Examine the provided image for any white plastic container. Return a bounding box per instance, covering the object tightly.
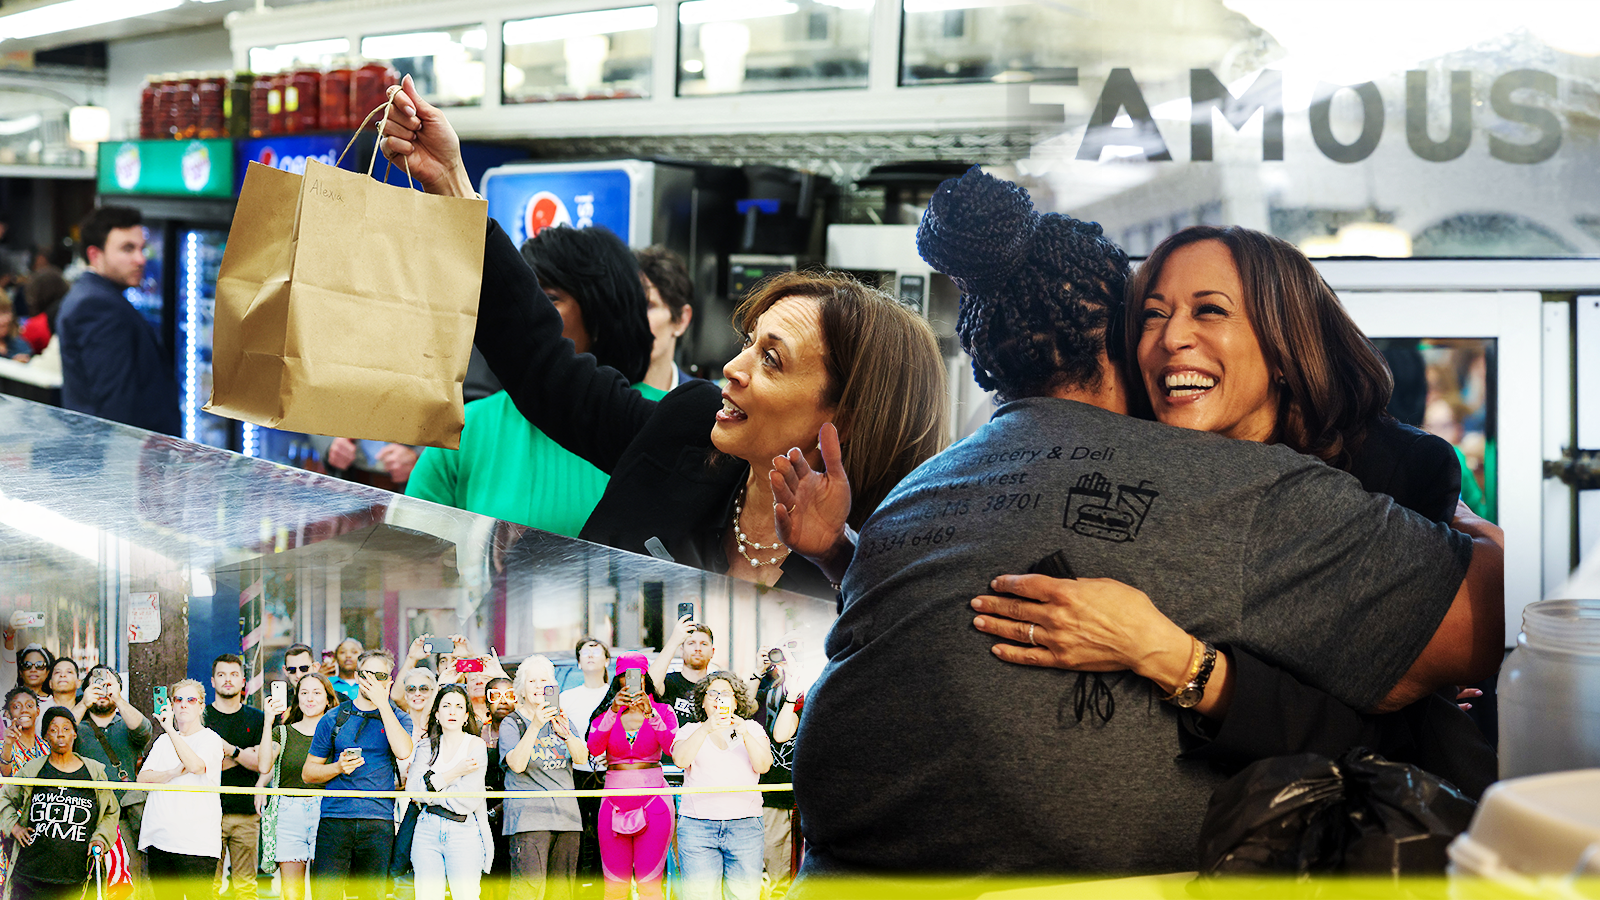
[1497,599,1600,779]
[1446,769,1600,898]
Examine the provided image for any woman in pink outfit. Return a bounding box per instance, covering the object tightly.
[586,653,678,900]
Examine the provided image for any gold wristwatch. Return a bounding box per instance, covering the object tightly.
[1164,639,1217,709]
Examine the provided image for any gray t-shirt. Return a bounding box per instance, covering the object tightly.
[793,398,1472,875]
[499,713,581,834]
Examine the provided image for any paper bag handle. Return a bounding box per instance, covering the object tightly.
[335,93,414,189]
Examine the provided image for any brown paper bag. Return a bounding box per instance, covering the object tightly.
[207,157,486,449]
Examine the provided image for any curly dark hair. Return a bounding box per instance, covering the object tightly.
[917,167,1130,402]
[522,226,653,385]
[684,670,756,723]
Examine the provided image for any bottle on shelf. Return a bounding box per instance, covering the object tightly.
[197,73,226,139]
[287,66,322,134]
[226,72,254,139]
[353,59,399,125]
[321,58,353,132]
[155,74,180,139]
[250,71,273,138]
[174,73,200,140]
[268,70,289,135]
[139,75,160,140]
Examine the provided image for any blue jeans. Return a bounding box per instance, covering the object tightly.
[675,817,762,900]
[411,812,485,900]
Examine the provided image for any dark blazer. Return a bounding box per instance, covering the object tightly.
[1182,416,1496,799]
[56,271,180,436]
[474,219,834,599]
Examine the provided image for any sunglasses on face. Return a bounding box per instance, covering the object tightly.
[20,662,47,671]
[285,665,312,674]
[358,671,391,682]
[708,691,733,701]
[486,689,515,703]
[403,684,433,693]
[173,696,203,705]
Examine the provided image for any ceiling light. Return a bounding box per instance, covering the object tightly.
[0,0,183,42]
[68,105,110,143]
[679,0,798,26]
[503,7,657,46]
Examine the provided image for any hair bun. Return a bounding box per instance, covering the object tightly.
[917,166,1039,286]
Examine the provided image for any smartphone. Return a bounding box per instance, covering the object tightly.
[1029,550,1078,580]
[152,685,169,718]
[421,636,453,654]
[677,602,695,623]
[543,685,559,706]
[625,669,642,695]
[12,612,45,629]
[340,746,363,761]
[271,680,287,709]
[456,657,485,673]
[321,650,334,665]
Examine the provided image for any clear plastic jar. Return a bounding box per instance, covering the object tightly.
[1497,598,1600,779]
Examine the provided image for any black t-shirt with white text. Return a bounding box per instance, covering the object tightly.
[204,704,266,816]
[662,672,701,725]
[14,761,98,884]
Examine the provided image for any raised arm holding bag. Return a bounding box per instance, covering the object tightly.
[207,99,486,448]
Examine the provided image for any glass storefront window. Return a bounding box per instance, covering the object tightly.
[677,0,873,96]
[1020,1,1600,258]
[361,26,487,107]
[502,7,657,104]
[900,0,1079,86]
[249,39,351,74]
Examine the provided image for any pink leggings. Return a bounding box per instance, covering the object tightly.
[598,772,674,900]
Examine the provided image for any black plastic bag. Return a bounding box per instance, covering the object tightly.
[1197,748,1476,876]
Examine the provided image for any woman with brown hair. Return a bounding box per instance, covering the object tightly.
[377,77,947,598]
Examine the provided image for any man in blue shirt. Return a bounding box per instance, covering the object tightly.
[55,206,180,435]
[303,648,413,899]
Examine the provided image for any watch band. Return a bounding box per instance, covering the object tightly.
[1162,637,1203,703]
[1164,641,1217,708]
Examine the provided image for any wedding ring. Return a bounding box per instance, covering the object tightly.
[1027,624,1036,646]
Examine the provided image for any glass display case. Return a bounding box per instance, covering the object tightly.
[0,396,836,702]
[361,26,487,107]
[900,0,1081,86]
[502,7,657,103]
[677,0,873,96]
[249,39,352,75]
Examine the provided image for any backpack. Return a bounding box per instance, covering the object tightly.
[331,700,403,788]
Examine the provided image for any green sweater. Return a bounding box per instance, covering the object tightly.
[406,386,667,536]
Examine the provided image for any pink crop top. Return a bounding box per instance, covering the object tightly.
[588,706,679,766]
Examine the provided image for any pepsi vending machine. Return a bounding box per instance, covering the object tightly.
[480,160,738,374]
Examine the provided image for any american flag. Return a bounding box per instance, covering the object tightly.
[99,832,134,900]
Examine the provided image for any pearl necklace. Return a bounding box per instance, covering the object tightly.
[732,484,788,568]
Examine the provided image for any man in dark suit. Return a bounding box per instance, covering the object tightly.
[56,206,180,435]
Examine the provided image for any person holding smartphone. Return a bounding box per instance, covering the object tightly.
[75,666,151,890]
[302,649,414,900]
[256,672,335,900]
[585,654,676,900]
[559,638,613,890]
[671,674,771,900]
[137,679,227,895]
[501,657,588,900]
[0,707,120,900]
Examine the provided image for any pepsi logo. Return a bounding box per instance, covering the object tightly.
[524,191,572,239]
[258,147,276,167]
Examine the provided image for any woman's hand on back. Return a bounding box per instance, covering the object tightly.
[772,423,854,579]
[971,574,1194,682]
[375,75,472,198]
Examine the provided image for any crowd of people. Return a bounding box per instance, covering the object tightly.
[0,624,802,900]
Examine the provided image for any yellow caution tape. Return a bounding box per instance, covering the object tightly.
[0,776,793,800]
